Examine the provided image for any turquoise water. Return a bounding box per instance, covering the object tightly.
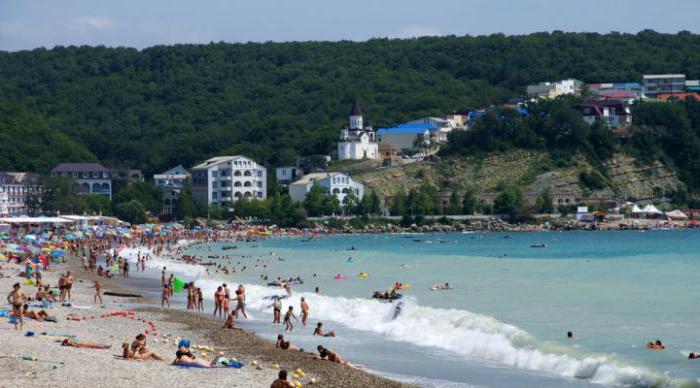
[133,231,700,387]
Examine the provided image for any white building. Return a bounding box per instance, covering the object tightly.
[527,79,582,99]
[0,172,41,217]
[191,156,267,206]
[337,101,379,160]
[289,172,364,205]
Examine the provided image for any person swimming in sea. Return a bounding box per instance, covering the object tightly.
[646,340,665,349]
[313,322,335,337]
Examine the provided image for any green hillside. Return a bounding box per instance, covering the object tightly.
[1,30,700,179]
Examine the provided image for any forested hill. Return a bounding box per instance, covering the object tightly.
[1,30,700,176]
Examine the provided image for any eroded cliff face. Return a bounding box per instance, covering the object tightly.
[352,151,683,202]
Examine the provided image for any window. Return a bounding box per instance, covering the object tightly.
[257,182,262,188]
[234,181,242,187]
[244,181,252,187]
[244,171,251,176]
[234,171,242,177]
[257,192,263,198]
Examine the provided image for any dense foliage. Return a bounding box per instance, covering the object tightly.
[2,30,700,177]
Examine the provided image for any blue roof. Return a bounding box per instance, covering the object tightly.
[377,127,431,135]
[395,123,438,130]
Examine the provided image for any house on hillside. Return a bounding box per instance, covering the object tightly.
[587,83,643,100]
[404,117,458,142]
[643,74,687,98]
[154,165,191,218]
[575,100,632,128]
[51,163,112,199]
[337,101,379,160]
[191,156,266,207]
[275,166,303,185]
[527,79,582,99]
[289,172,364,205]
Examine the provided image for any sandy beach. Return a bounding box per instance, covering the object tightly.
[0,254,409,388]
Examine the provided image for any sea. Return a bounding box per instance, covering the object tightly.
[120,231,700,387]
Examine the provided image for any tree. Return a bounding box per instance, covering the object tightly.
[493,185,524,220]
[342,190,359,215]
[358,193,372,216]
[175,183,197,220]
[322,193,341,216]
[462,190,477,215]
[114,200,146,224]
[370,191,382,215]
[446,191,462,215]
[535,189,555,214]
[83,194,111,215]
[112,182,163,213]
[37,176,84,215]
[303,184,325,217]
[390,192,406,216]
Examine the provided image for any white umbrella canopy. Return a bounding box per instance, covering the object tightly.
[641,204,662,214]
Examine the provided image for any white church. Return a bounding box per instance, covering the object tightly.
[337,101,379,160]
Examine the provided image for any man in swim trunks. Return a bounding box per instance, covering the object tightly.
[7,283,27,330]
[300,297,309,326]
[161,283,170,307]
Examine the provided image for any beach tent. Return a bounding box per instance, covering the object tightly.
[630,205,643,213]
[641,204,662,215]
[665,210,688,220]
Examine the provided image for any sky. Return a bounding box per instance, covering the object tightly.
[1,0,699,51]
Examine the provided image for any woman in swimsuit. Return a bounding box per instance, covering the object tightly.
[316,345,363,369]
[173,339,223,368]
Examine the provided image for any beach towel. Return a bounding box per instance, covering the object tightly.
[174,361,244,369]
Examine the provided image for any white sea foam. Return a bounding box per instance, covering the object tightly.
[122,245,691,388]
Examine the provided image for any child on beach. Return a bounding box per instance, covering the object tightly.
[270,370,293,388]
[284,306,297,332]
[94,280,103,304]
[223,295,231,318]
[313,322,336,337]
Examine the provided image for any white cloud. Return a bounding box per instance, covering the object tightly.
[393,25,442,39]
[73,16,115,30]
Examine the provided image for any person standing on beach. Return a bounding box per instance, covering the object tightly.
[268,296,282,324]
[94,280,103,304]
[65,271,74,301]
[234,286,248,319]
[168,274,174,297]
[161,283,170,307]
[197,288,204,312]
[58,273,66,302]
[214,286,224,318]
[300,297,309,326]
[7,283,27,330]
[284,306,297,332]
[123,260,129,278]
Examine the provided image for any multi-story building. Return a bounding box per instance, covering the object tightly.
[587,82,644,100]
[575,100,632,128]
[0,172,41,216]
[337,101,379,160]
[527,79,583,99]
[154,165,191,218]
[643,74,687,98]
[377,124,432,151]
[289,172,364,205]
[191,156,267,206]
[51,163,113,199]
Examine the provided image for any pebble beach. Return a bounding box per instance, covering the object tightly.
[0,254,409,388]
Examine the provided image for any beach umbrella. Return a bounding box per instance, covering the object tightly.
[23,235,37,242]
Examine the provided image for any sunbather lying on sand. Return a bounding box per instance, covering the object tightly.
[315,345,363,369]
[172,339,226,368]
[61,338,111,349]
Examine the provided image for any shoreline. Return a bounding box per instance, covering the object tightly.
[60,253,411,388]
